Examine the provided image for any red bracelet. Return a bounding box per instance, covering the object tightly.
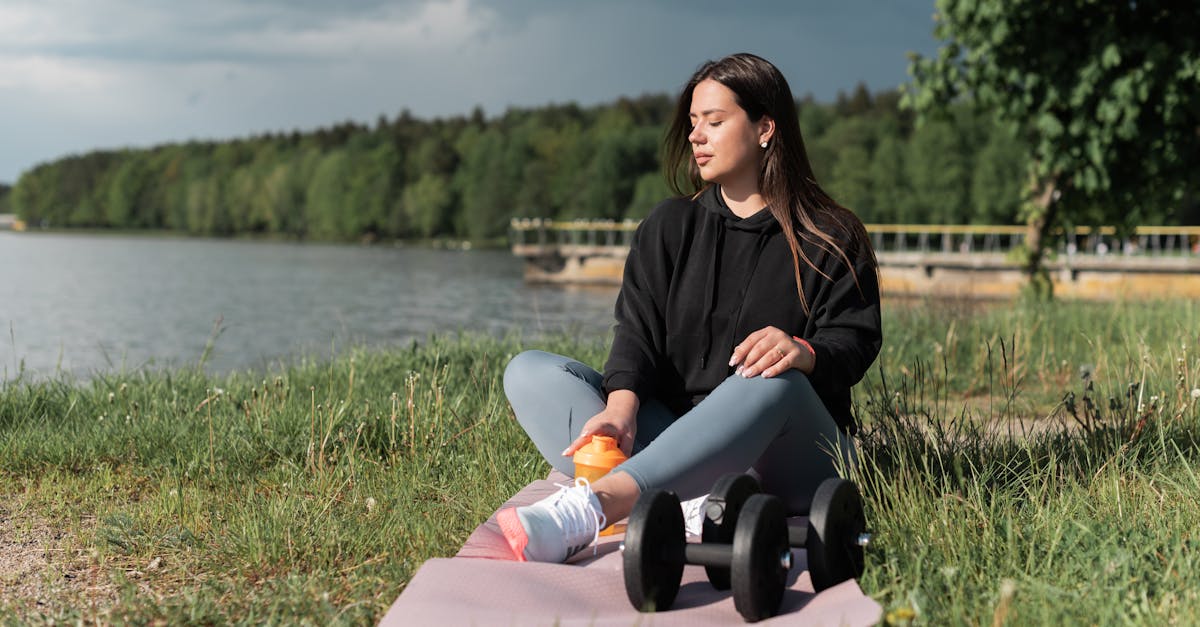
[792,336,815,358]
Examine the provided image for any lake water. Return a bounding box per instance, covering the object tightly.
[0,232,619,380]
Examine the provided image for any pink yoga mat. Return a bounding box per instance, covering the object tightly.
[381,472,882,625]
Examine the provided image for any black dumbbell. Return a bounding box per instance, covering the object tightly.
[703,473,869,592]
[623,488,791,622]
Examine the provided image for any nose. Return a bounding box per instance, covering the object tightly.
[688,124,705,145]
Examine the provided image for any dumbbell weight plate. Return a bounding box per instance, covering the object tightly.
[623,489,686,613]
[702,473,762,590]
[731,493,790,622]
[807,477,866,591]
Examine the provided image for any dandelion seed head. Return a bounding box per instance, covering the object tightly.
[366,497,377,513]
[1191,388,1200,400]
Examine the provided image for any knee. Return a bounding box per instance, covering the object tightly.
[503,350,554,401]
[721,369,818,407]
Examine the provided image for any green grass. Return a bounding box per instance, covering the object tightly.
[1,300,1199,624]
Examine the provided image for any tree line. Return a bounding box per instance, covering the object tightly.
[7,84,1193,242]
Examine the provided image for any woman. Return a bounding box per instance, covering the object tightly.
[499,53,882,563]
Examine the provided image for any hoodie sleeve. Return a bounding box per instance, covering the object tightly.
[803,240,883,392]
[602,205,674,397]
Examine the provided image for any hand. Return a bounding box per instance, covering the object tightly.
[561,389,639,457]
[728,326,815,378]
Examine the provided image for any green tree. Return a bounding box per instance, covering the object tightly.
[906,118,971,224]
[625,172,673,220]
[402,173,454,237]
[455,127,522,240]
[305,149,354,239]
[971,131,1027,224]
[906,0,1200,295]
[869,135,914,224]
[828,145,875,220]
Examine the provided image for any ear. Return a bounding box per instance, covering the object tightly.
[758,116,775,144]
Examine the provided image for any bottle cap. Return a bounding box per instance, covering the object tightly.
[572,434,627,470]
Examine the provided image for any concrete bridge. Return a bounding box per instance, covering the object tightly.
[0,214,25,231]
[510,219,1200,300]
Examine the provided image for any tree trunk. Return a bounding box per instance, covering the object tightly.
[1023,177,1059,299]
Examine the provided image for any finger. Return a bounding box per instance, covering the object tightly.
[761,346,795,378]
[618,432,635,456]
[739,336,779,375]
[729,328,769,367]
[563,422,623,456]
[561,426,599,456]
[561,433,590,456]
[744,341,792,378]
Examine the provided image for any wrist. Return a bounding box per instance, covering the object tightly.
[792,336,816,372]
[606,389,640,416]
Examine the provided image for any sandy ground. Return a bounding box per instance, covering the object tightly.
[0,499,115,618]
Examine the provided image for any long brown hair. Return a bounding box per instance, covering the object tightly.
[663,53,877,313]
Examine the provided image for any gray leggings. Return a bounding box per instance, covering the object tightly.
[503,350,856,514]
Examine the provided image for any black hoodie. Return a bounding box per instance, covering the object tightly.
[602,185,882,433]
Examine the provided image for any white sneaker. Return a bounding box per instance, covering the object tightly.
[498,478,606,563]
[681,493,709,537]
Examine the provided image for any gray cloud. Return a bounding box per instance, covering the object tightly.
[0,0,939,182]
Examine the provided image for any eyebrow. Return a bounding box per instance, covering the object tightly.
[689,108,728,117]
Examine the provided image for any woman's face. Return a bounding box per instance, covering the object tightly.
[687,78,772,189]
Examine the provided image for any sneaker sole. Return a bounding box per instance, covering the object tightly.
[496,508,529,562]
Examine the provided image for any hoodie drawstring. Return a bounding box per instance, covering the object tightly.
[700,224,723,370]
[699,217,772,371]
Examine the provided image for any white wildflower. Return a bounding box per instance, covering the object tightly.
[108,392,115,403]
[366,497,377,513]
[1191,388,1200,400]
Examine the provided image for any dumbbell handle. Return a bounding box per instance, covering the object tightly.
[683,543,733,568]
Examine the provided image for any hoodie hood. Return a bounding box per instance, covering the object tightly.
[696,184,780,234]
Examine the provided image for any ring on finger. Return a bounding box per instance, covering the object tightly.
[775,347,787,358]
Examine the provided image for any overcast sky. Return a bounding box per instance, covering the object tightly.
[0,0,940,184]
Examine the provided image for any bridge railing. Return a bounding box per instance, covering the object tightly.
[511,219,1200,257]
[509,218,640,248]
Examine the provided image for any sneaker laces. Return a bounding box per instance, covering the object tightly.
[547,477,606,556]
[681,493,708,537]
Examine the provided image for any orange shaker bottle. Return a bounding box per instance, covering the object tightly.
[573,435,628,535]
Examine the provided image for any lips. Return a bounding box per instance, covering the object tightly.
[694,153,713,166]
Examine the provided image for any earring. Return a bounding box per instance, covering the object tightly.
[760,141,768,149]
